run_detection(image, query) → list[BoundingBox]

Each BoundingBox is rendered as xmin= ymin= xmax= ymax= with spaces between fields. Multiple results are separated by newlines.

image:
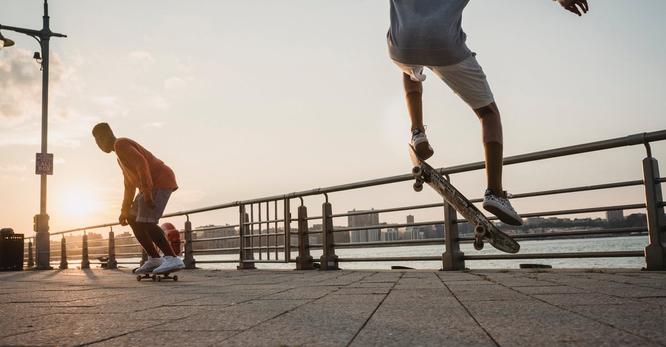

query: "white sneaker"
xmin=411 ymin=129 xmax=434 ymax=160
xmin=152 ymin=256 xmax=185 ymax=274
xmin=482 ymin=189 xmax=523 ymax=226
xmin=135 ymin=257 xmax=163 ymax=274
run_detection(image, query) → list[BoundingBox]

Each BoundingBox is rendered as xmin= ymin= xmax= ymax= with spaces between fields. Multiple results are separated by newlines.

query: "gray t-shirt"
xmin=388 ymin=0 xmax=472 ymax=66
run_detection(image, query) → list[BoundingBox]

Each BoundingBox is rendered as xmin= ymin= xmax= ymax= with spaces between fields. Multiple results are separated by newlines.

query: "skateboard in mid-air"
xmin=135 ymin=268 xmax=180 ymax=282
xmin=408 ymin=145 xmax=520 ymax=253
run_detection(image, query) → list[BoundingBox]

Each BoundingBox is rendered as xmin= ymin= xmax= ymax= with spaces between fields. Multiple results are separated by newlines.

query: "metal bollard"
xmin=27 ymin=240 xmax=34 ymax=268
xmin=442 ymin=197 xmax=465 ymax=270
xmin=296 ymin=204 xmax=314 ymax=270
xmin=107 ymin=228 xmax=118 ymax=269
xmin=319 ymin=198 xmax=339 ymax=270
xmin=59 ymin=236 xmax=68 ymax=270
xmin=80 ymin=232 xmax=90 ymax=269
xmin=183 ymin=216 xmax=196 ymax=269
xmin=238 ymin=206 xmax=256 ymax=270
xmin=643 ymin=148 xmax=666 ymax=270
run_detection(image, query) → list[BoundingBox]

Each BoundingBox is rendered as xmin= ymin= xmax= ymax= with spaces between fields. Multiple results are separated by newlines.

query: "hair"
xmin=92 ymin=122 xmax=113 ymax=137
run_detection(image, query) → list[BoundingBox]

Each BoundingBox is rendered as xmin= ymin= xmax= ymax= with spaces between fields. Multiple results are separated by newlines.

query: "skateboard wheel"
xmin=136 ymin=275 xmax=141 ymax=281
xmin=173 ymin=275 xmax=178 ymax=282
xmin=412 ymin=166 xmax=422 ymax=177
xmin=413 ymin=182 xmax=423 ymax=192
xmin=151 ymin=275 xmax=156 ymax=282
xmin=473 ymin=240 xmax=484 ymax=251
xmin=157 ymin=276 xmax=162 ymax=282
xmin=474 ymin=225 xmax=486 ymax=236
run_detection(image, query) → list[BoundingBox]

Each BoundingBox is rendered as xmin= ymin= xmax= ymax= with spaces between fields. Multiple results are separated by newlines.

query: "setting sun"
xmin=56 ymin=183 xmax=102 ymax=221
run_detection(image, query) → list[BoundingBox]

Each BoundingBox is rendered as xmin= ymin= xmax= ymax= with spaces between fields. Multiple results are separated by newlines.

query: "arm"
xmin=119 ymin=175 xmax=136 ymax=225
xmin=554 ymin=0 xmax=589 ymax=16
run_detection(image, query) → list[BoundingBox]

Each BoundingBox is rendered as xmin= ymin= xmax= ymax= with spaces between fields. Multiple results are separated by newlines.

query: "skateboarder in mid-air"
xmin=389 ymin=0 xmax=589 ymax=226
xmin=92 ymin=123 xmax=185 ymax=274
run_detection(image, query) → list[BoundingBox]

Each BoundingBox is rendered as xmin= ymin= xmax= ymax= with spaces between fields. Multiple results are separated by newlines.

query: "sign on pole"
xmin=35 ymin=153 xmax=53 ymax=175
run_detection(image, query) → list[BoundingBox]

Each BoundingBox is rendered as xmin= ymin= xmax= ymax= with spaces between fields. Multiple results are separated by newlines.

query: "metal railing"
xmin=23 ymin=130 xmax=666 ymax=271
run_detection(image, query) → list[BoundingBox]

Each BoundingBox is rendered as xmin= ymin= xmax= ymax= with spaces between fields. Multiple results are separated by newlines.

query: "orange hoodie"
xmin=115 ymin=138 xmax=178 ymax=213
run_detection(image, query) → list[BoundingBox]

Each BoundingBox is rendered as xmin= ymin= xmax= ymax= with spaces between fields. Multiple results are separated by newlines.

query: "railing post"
xmin=80 ymin=232 xmax=90 ymax=269
xmin=296 ymin=203 xmax=314 ymax=270
xmin=238 ymin=205 xmax=256 ymax=270
xmin=183 ymin=216 xmax=196 ymax=269
xmin=59 ymin=236 xmax=68 ymax=270
xmin=319 ymin=199 xmax=339 ymax=270
xmin=107 ymin=228 xmax=118 ymax=270
xmin=643 ymin=152 xmax=666 ymax=270
xmin=27 ymin=240 xmax=34 ymax=268
xmin=284 ymin=198 xmax=292 ymax=263
xmin=442 ymin=184 xmax=465 ymax=270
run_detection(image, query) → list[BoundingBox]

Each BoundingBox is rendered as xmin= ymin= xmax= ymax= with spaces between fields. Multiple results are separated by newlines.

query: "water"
xmin=76 ymin=235 xmax=649 ymax=271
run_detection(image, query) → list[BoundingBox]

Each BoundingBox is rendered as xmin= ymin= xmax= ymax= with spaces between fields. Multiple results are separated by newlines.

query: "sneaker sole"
xmin=153 ymin=266 xmax=183 ymax=275
xmin=483 ymin=203 xmax=523 ymax=226
xmin=414 ymin=142 xmax=434 ymax=160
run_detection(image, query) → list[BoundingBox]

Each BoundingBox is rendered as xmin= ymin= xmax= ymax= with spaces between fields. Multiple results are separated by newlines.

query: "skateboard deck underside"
xmin=408 ymin=146 xmax=519 ymax=253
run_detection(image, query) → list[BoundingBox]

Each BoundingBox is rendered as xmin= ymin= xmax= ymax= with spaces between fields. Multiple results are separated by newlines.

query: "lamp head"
xmin=0 ymin=31 xmax=15 ymax=49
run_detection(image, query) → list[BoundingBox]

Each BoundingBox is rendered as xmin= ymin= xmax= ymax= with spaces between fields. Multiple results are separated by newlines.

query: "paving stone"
xmin=219 ymin=294 xmax=384 ymax=346
xmin=351 ymin=289 xmax=493 ymax=347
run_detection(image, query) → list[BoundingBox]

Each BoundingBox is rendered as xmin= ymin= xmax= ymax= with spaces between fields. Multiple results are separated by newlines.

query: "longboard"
xmin=408 ymin=145 xmax=520 ymax=253
xmin=136 ymin=268 xmax=180 ymax=282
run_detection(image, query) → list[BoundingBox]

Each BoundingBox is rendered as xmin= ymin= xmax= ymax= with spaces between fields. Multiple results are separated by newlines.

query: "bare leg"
xmin=403 ymin=73 xmax=424 ymax=132
xmin=139 ymin=222 xmax=176 ymax=257
xmin=128 ymin=218 xmax=160 ymax=258
xmin=474 ymin=102 xmax=503 ymax=194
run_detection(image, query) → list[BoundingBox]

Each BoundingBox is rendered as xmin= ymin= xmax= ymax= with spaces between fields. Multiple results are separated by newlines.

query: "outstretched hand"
xmin=557 ymin=0 xmax=589 ymax=16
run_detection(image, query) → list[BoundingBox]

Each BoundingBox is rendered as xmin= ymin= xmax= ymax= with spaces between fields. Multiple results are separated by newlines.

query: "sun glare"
xmin=57 ymin=184 xmax=102 ymax=220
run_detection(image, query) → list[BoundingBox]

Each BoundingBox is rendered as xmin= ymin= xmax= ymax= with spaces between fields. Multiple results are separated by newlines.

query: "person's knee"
xmin=474 ymin=103 xmax=503 ymax=144
xmin=403 ymin=73 xmax=423 ymax=95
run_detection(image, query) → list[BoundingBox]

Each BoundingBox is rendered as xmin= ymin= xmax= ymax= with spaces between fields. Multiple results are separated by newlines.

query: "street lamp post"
xmin=0 ymin=0 xmax=66 ymax=270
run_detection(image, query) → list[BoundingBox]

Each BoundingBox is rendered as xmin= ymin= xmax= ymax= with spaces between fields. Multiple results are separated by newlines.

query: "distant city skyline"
xmin=1 ymin=1 xmax=665 ymax=237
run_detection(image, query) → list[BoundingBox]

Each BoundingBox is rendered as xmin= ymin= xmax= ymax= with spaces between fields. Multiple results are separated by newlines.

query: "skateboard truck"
xmin=136 ymin=272 xmax=179 ymax=282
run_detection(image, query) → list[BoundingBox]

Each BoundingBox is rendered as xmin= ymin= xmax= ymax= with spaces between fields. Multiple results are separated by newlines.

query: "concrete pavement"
xmin=1 ymin=268 xmax=665 ymax=346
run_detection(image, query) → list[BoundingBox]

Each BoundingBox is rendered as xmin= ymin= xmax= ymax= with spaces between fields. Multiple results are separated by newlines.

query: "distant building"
xmin=606 ymin=210 xmax=624 ymax=223
xmin=348 ymin=209 xmax=379 ymax=243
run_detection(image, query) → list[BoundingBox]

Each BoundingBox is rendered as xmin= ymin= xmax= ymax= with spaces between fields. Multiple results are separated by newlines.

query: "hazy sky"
xmin=1 ymin=0 xmax=665 ymax=237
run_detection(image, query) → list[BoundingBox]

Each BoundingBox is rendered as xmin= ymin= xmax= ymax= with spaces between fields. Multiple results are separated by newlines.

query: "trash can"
xmin=0 ymin=228 xmax=24 ymax=271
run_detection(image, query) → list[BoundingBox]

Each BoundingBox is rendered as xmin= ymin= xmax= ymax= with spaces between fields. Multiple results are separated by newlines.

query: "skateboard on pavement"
xmin=408 ymin=145 xmax=520 ymax=253
xmin=136 ymin=268 xmax=180 ymax=282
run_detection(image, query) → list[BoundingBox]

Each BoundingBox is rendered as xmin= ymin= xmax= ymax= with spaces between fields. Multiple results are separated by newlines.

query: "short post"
xmin=27 ymin=240 xmax=34 ymax=268
xmin=183 ymin=216 xmax=196 ymax=269
xmin=80 ymin=232 xmax=90 ymax=269
xmin=283 ymin=198 xmax=292 ymax=263
xmin=319 ymin=199 xmax=339 ymax=270
xmin=442 ymin=198 xmax=465 ymax=270
xmin=58 ymin=236 xmax=68 ymax=270
xmin=107 ymin=228 xmax=118 ymax=270
xmin=238 ymin=205 xmax=256 ymax=270
xmin=643 ymin=150 xmax=666 ymax=270
xmin=296 ymin=204 xmax=314 ymax=270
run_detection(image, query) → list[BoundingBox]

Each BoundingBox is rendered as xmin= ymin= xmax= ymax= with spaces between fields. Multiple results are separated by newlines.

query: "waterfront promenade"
xmin=1 ymin=269 xmax=665 ymax=346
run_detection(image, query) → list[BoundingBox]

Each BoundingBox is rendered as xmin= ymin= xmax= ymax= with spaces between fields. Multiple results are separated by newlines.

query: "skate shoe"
xmin=135 ymin=257 xmax=163 ymax=274
xmin=482 ymin=189 xmax=523 ymax=226
xmin=411 ymin=129 xmax=434 ymax=160
xmin=152 ymin=256 xmax=185 ymax=274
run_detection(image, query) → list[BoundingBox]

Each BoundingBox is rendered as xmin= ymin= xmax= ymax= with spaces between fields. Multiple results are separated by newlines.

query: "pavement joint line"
xmin=213 ymin=273 xmax=367 ymax=345
xmin=77 ymin=318 xmax=173 ymax=346
xmin=489 ymin=273 xmax=661 ymax=345
xmin=440 ymin=273 xmax=501 ymax=347
xmin=345 ymin=271 xmax=402 ymax=347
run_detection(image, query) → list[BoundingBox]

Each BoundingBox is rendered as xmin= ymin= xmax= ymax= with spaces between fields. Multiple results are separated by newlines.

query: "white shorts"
xmin=393 ymin=54 xmax=495 ymax=110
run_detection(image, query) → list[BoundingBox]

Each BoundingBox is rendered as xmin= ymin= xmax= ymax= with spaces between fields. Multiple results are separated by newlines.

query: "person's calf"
xmin=138 ymin=222 xmax=177 ymax=257
xmin=128 ymin=219 xmax=160 ymax=257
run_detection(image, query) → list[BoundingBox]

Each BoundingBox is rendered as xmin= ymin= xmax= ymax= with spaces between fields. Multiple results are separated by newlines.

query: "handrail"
xmin=50 ymin=130 xmax=666 ymax=235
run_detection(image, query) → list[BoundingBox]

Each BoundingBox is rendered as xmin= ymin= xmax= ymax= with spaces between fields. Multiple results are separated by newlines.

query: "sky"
xmin=1 ymin=0 xmax=665 ymax=237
